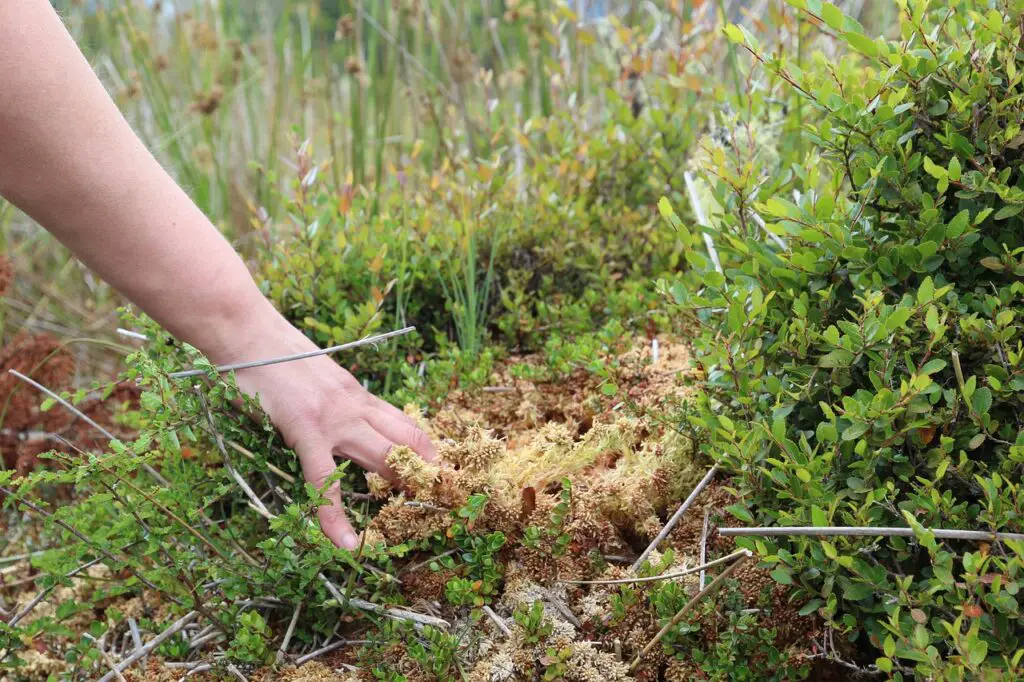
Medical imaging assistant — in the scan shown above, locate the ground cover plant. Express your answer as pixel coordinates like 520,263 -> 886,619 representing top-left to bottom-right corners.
1,0 -> 1022,681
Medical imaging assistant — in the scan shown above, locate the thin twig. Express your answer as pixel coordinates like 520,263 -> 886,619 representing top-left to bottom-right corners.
562,549 -> 749,586
277,602 -> 303,663
223,437 -> 295,484
718,526 -> 1024,542
196,388 -> 269,516
226,664 -> 249,682
0,549 -> 49,565
177,664 -> 212,681
96,611 -> 199,682
319,574 -> 449,629
127,617 -> 143,660
699,510 -> 711,590
8,369 -> 117,440
7,369 -> 170,486
85,634 -> 127,682
169,326 -> 415,379
629,551 -> 751,671
482,605 -> 511,637
294,639 -> 369,665
631,465 -> 719,572
747,210 -> 789,251
400,548 -> 458,575
116,328 -> 149,341
539,587 -> 580,627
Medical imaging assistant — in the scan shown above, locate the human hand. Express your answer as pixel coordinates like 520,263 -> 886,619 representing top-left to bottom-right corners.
218,313 -> 437,550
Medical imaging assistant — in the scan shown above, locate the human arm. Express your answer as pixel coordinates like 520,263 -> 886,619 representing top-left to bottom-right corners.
0,0 -> 436,550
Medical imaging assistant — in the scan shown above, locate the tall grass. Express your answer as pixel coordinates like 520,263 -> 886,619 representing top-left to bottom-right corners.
3,0 -> 885,376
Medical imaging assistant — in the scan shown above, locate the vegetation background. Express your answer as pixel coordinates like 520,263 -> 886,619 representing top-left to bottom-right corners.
1,1 -> 1022,681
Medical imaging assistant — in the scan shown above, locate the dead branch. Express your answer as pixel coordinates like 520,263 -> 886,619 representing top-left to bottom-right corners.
718,526 -> 1024,543
169,326 -> 415,379
96,611 -> 199,682
631,464 -> 719,572
630,550 -> 751,671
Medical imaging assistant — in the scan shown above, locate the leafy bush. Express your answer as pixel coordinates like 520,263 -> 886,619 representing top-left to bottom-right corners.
665,0 -> 1024,677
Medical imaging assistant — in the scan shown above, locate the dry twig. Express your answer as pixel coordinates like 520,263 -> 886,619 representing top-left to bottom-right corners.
482,605 -> 512,637
277,602 -> 303,663
96,611 -> 199,682
718,526 -> 1024,543
629,551 -> 751,671
169,326 -> 415,378
631,464 -> 719,572
562,549 -> 749,586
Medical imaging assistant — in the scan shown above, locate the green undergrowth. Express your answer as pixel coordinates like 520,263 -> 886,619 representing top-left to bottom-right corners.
663,0 -> 1024,678
255,91 -> 693,403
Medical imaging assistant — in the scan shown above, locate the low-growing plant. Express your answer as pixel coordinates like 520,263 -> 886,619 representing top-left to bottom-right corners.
514,600 -> 553,645
661,0 -> 1024,677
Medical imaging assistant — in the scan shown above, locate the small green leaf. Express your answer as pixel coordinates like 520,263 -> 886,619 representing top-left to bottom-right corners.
980,256 -> 1005,271
770,567 -> 793,585
723,23 -> 745,44
726,503 -> 754,524
842,422 -> 870,441
821,3 -> 845,31
923,156 -> 947,180
994,204 -> 1023,220
844,32 -> 878,58
886,306 -> 912,331
657,197 -> 675,219
948,156 -> 962,181
820,349 -> 855,368
972,387 -> 992,415
917,276 -> 935,305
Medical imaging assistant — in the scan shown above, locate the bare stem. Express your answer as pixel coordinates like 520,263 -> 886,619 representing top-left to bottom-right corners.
96,611 -> 199,682
277,601 -> 303,663
168,326 -> 415,379
563,549 -> 749,586
718,526 -> 1024,542
629,551 -> 751,671
631,464 -> 719,572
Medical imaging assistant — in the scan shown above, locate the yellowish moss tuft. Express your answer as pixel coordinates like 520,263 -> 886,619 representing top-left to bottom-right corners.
386,445 -> 441,491
365,471 -> 393,499
439,427 -> 505,472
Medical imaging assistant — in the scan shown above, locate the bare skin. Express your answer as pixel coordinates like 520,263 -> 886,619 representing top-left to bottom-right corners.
0,0 -> 438,550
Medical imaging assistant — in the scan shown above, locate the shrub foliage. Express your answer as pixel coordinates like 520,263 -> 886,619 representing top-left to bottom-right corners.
667,0 -> 1024,677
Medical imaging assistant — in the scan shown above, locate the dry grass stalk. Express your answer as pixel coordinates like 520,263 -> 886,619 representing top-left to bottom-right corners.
319,573 -> 450,629
683,171 -> 723,274
7,368 -> 170,486
699,510 -> 711,590
277,601 -> 303,663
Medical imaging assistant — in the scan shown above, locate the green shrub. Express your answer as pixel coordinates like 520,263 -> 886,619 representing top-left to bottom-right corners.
666,1 -> 1024,677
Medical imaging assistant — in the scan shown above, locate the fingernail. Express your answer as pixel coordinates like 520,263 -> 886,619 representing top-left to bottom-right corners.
341,532 -> 359,550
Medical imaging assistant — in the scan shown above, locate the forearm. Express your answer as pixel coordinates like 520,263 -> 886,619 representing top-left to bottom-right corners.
0,0 -> 287,363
